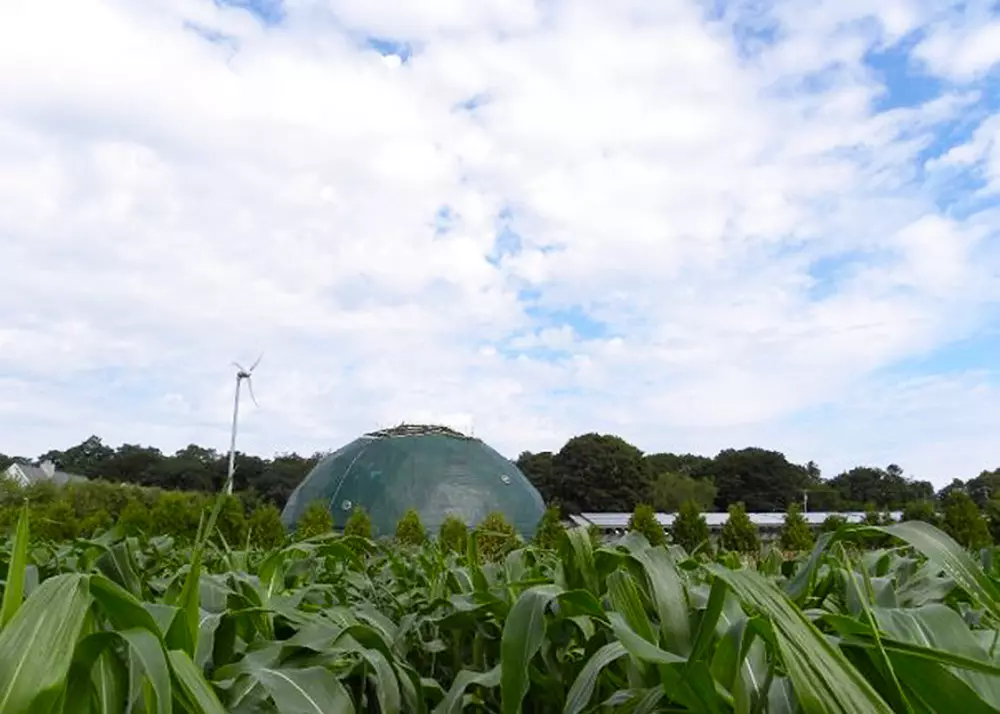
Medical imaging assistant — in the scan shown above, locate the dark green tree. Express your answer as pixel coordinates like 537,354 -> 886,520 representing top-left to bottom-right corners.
720,502 -> 760,554
670,499 -> 709,554
516,451 -> 557,504
711,448 -> 808,512
650,471 -> 717,512
627,503 -> 665,546
984,499 -> 1000,544
779,502 -> 813,551
942,491 -> 990,550
550,433 -> 651,513
902,500 -> 940,527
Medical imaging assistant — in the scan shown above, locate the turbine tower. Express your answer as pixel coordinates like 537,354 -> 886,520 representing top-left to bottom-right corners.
225,355 -> 261,495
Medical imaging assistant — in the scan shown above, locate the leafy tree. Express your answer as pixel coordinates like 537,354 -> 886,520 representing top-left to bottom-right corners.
831,465 -> 932,510
650,471 -> 717,512
38,435 -> 114,480
248,504 -> 286,548
670,499 -> 709,554
344,506 -> 373,539
395,508 -> 426,546
439,514 -> 468,553
902,500 -> 940,527
984,499 -> 1000,545
627,503 -> 665,546
475,512 -> 518,562
965,469 -> 1000,507
720,502 -> 759,555
937,478 -> 967,502
645,453 -> 713,478
550,434 -> 651,513
296,501 -> 333,539
942,491 -> 991,550
533,504 -> 566,550
711,448 -> 808,512
779,502 -> 814,551
516,451 -> 557,504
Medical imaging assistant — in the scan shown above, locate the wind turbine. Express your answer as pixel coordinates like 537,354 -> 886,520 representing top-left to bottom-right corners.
225,355 -> 261,495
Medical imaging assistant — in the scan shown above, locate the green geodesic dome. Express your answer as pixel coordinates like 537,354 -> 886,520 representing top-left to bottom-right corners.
280,424 -> 546,537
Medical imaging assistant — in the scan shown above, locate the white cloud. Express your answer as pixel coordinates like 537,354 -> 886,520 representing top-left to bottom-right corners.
0,0 -> 999,486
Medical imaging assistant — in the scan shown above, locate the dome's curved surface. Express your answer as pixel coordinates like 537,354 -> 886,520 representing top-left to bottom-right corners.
280,425 -> 546,536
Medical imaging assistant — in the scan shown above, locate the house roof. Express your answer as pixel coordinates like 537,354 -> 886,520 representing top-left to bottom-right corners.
8,462 -> 87,486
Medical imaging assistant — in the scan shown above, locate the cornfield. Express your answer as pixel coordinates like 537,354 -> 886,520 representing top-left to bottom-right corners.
3,503 -> 1000,713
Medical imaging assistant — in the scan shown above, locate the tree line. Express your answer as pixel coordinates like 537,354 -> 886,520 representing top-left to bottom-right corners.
0,436 -> 319,510
515,433 -> 990,514
2,431 -> 998,515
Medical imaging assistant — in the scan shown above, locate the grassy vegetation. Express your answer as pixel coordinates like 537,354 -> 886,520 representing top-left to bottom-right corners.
2,491 -> 1000,713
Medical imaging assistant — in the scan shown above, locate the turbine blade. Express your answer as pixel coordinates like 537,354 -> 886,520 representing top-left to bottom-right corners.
246,377 -> 259,407
249,353 -> 263,372
233,361 -> 246,372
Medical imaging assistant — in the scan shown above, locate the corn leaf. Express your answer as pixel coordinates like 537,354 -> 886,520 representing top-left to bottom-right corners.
0,504 -> 29,630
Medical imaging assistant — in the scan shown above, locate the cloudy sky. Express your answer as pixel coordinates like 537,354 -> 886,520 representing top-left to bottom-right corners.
2,0 -> 1000,485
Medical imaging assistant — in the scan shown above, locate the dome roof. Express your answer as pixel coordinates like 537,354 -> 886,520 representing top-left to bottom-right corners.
280,424 -> 546,537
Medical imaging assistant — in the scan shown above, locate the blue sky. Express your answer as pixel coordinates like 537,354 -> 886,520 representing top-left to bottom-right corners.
1,0 -> 1000,485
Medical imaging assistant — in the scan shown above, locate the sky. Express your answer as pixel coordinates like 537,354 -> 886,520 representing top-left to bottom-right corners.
1,0 -> 1000,486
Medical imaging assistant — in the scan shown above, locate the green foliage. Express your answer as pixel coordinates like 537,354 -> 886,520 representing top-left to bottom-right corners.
31,500 -> 78,542
150,491 -> 203,541
550,433 -> 651,512
215,495 -> 249,546
2,504 -> 999,713
438,513 -> 468,553
902,499 -> 940,527
77,509 -> 112,537
711,447 -> 809,512
118,500 -> 151,537
720,502 -> 760,554
820,514 -> 847,533
533,504 -> 566,550
295,500 -> 333,539
670,499 -> 709,553
343,505 -> 372,539
248,503 -> 286,548
651,471 -> 717,512
474,511 -> 518,562
395,508 -> 426,546
626,503 -> 665,546
985,499 -> 1000,545
942,491 -> 991,550
779,502 -> 814,551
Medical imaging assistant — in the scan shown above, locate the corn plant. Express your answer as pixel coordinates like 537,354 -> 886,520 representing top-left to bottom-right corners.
3,501 -> 1000,712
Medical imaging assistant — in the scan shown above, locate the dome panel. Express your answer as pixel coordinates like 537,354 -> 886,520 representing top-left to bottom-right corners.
280,425 -> 545,536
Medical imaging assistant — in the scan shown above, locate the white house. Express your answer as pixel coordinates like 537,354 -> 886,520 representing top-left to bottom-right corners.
4,460 -> 87,487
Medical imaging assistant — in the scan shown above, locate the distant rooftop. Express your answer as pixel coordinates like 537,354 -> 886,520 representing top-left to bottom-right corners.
570,511 -> 903,530
5,460 -> 87,487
